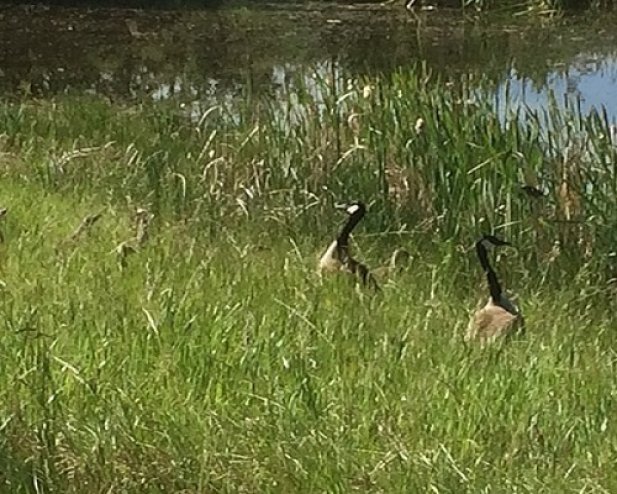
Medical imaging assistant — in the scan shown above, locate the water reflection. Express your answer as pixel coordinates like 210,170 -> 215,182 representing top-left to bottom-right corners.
2,4 -> 617,119
498,53 -> 617,120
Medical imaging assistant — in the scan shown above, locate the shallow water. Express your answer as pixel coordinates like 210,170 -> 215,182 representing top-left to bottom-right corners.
1,4 -> 617,118
498,53 -> 617,120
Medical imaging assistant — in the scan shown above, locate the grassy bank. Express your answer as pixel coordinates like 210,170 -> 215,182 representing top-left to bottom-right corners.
1,67 -> 617,492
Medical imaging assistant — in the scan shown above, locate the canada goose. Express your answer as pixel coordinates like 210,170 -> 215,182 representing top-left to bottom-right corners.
319,201 -> 379,290
465,234 -> 524,344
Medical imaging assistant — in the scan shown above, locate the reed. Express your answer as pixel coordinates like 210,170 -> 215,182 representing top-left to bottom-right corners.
1,65 -> 616,492
462,0 -> 614,11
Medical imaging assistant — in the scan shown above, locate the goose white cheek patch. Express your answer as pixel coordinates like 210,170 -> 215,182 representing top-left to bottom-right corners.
346,204 -> 360,215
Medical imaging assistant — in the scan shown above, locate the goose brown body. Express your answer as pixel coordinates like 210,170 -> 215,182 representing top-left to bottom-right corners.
467,298 -> 523,344
465,235 -> 523,344
319,239 -> 346,273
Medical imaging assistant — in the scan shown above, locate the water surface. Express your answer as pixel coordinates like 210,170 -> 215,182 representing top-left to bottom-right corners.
1,4 -> 617,118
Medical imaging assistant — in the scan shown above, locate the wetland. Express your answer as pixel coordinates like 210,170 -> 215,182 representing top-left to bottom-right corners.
2,3 -> 617,493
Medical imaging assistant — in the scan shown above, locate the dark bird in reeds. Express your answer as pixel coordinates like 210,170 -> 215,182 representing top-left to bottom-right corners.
520,184 -> 546,199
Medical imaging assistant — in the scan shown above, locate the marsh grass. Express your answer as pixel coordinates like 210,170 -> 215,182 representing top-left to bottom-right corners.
1,66 -> 617,492
462,0 -> 615,12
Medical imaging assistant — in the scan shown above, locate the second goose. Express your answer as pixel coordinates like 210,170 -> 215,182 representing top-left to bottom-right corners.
466,234 -> 524,344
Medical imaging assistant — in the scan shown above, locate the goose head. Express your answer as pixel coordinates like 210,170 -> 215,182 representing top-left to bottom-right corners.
335,201 -> 366,217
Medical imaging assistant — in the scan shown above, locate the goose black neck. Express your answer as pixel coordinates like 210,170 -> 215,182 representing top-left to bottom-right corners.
476,241 -> 502,303
337,209 -> 365,248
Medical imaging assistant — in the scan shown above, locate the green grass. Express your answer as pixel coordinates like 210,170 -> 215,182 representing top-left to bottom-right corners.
1,66 -> 617,492
12,0 -> 616,10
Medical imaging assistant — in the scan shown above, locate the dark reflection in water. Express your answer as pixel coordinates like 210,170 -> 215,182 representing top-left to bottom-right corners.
1,4 -> 617,117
